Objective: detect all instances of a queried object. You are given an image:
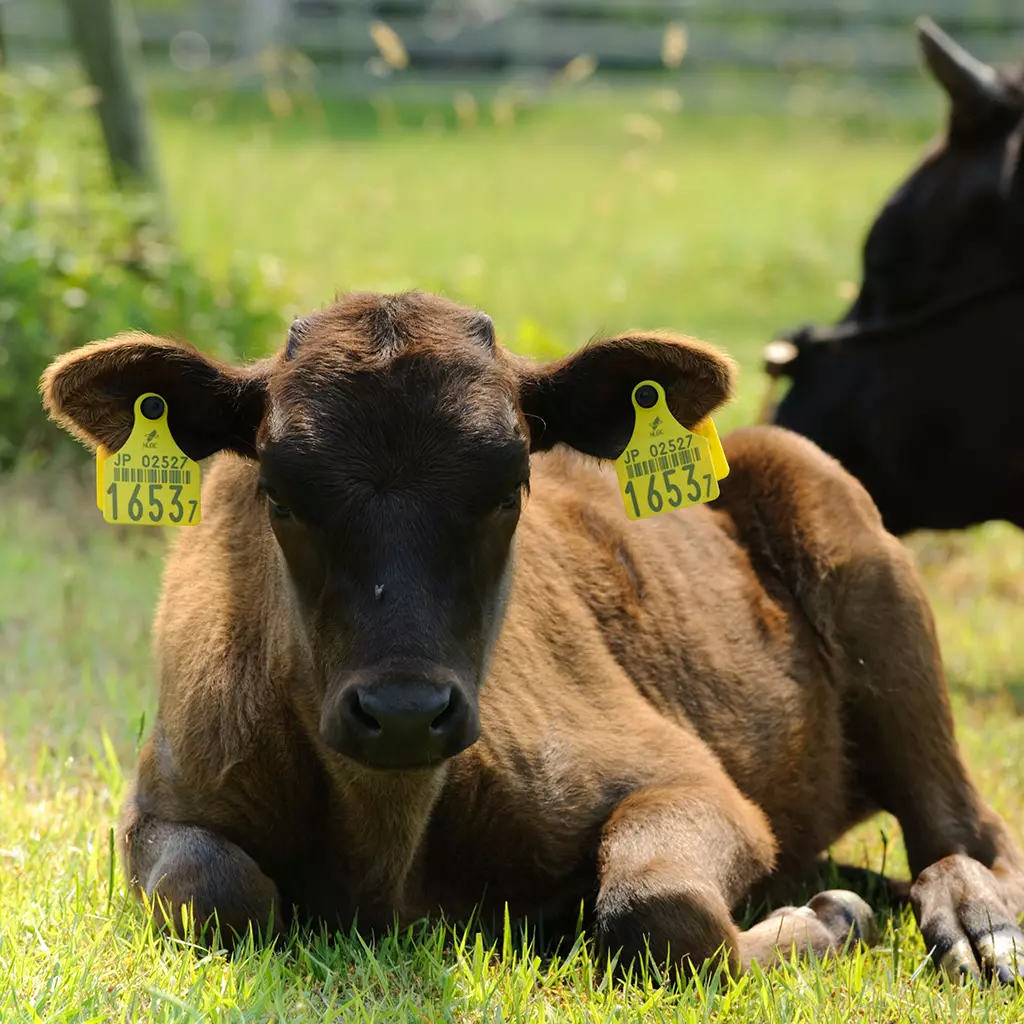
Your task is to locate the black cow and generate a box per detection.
[765,18,1024,536]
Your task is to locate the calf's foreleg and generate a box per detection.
[595,785,874,976]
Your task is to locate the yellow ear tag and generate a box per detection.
[693,416,730,481]
[97,393,201,527]
[615,381,721,521]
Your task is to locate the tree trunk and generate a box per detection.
[63,0,160,194]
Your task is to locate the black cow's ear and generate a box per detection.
[517,332,735,458]
[40,333,269,460]
[916,17,1011,126]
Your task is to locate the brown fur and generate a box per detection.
[42,291,1024,981]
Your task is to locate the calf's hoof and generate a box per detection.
[741,888,878,969]
[911,854,1024,984]
[764,888,878,947]
[806,889,880,947]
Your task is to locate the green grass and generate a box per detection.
[4,90,1024,1021]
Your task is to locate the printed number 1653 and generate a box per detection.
[624,466,710,516]
[106,482,197,524]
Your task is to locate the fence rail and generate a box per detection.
[3,1,1023,94]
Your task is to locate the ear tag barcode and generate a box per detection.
[96,393,201,527]
[615,380,722,521]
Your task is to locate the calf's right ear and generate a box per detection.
[517,331,735,459]
[40,333,268,460]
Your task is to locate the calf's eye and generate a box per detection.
[499,484,526,512]
[260,482,293,520]
[268,497,293,520]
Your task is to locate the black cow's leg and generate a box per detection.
[595,784,874,976]
[839,534,1024,982]
[121,795,282,945]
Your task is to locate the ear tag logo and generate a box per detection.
[615,381,726,521]
[96,393,202,527]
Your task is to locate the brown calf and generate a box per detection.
[42,291,1024,981]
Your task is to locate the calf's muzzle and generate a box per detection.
[321,666,479,770]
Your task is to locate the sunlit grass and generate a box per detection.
[4,94,1024,1021]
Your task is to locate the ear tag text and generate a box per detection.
[615,381,725,521]
[96,393,201,527]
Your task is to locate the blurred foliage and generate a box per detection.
[0,67,287,469]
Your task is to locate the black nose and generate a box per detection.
[354,685,453,737]
[326,678,478,769]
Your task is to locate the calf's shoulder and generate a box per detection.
[715,425,927,649]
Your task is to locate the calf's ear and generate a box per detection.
[517,331,735,458]
[40,333,268,460]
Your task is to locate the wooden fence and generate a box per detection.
[3,0,1023,103]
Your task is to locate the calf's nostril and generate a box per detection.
[347,690,382,735]
[430,690,457,733]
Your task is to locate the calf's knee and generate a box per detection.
[123,811,281,945]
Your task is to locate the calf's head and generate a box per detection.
[41,291,733,770]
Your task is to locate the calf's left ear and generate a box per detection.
[40,333,268,460]
[517,331,735,458]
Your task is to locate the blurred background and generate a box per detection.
[8,0,1024,114]
[2,0,1024,462]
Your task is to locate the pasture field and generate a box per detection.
[3,87,1024,1021]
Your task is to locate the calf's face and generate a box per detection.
[41,292,733,771]
[259,309,529,769]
